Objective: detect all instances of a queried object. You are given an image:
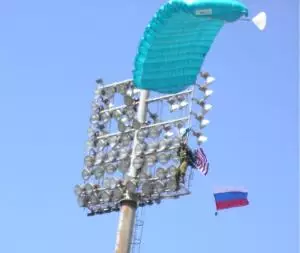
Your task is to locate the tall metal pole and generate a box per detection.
[115,89,149,253]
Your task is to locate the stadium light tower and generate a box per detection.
[74,73,215,253]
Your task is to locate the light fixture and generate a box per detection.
[133,157,144,170]
[81,168,92,180]
[77,196,88,207]
[132,119,141,130]
[120,134,132,147]
[112,109,123,120]
[156,167,167,179]
[74,184,84,196]
[97,139,108,150]
[168,165,177,176]
[126,180,137,193]
[145,154,156,166]
[137,129,149,142]
[170,137,181,148]
[106,150,118,163]
[118,160,130,174]
[192,130,208,144]
[141,181,153,195]
[157,139,168,152]
[118,121,127,132]
[84,156,95,168]
[166,178,177,191]
[157,152,170,164]
[95,152,106,164]
[112,188,123,202]
[119,148,130,160]
[85,183,95,195]
[105,164,117,174]
[103,177,117,189]
[124,95,134,106]
[93,165,105,179]
[100,112,111,123]
[135,143,146,156]
[145,142,158,154]
[154,180,165,193]
[101,190,111,202]
[149,127,161,138]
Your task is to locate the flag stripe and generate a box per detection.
[216,199,249,210]
[214,191,248,202]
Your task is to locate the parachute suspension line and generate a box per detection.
[130,207,145,253]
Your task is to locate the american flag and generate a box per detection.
[194,148,209,176]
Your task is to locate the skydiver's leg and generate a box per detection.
[179,161,188,185]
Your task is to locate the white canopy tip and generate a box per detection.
[252,11,267,31]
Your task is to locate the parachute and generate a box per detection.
[133,0,249,94]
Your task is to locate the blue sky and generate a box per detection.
[0,0,298,252]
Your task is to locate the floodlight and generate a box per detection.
[170,137,181,148]
[145,142,158,154]
[90,114,100,123]
[118,121,126,132]
[179,100,189,108]
[84,156,95,168]
[120,134,132,147]
[119,148,130,159]
[168,165,177,176]
[112,109,123,119]
[149,127,161,138]
[105,164,117,174]
[100,112,111,123]
[126,180,137,193]
[167,96,177,105]
[132,119,141,129]
[118,160,130,173]
[117,83,129,94]
[85,183,94,195]
[135,143,146,155]
[90,195,100,205]
[203,103,213,113]
[145,155,156,166]
[93,165,104,179]
[97,139,108,149]
[108,136,119,148]
[141,181,153,195]
[106,150,118,163]
[164,130,174,138]
[133,157,144,169]
[157,153,170,164]
[124,95,134,106]
[154,180,165,193]
[77,196,88,207]
[156,167,167,179]
[101,190,111,202]
[170,103,180,112]
[166,178,177,191]
[74,184,84,196]
[200,119,210,129]
[139,171,150,181]
[205,76,215,85]
[112,188,124,202]
[88,149,97,157]
[95,152,106,164]
[82,168,92,180]
[103,177,117,188]
[197,135,208,144]
[120,115,129,124]
[137,129,149,142]
[157,139,168,151]
[204,89,213,98]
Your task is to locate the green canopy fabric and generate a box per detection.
[133,0,248,94]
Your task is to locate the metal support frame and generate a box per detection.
[115,89,149,253]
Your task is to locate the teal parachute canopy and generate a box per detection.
[133,0,248,94]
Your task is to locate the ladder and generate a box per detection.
[130,207,145,253]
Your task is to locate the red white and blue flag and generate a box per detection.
[194,148,209,176]
[213,188,249,212]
